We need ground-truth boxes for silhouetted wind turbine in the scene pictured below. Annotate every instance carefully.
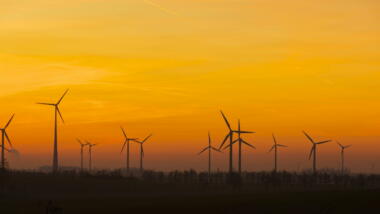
[233,120,255,174]
[37,89,69,173]
[337,141,351,174]
[120,126,138,172]
[236,120,254,174]
[0,114,14,170]
[222,120,255,174]
[135,134,152,172]
[303,131,331,174]
[269,134,288,172]
[219,111,252,173]
[219,111,234,173]
[198,132,221,180]
[86,141,97,172]
[77,139,88,172]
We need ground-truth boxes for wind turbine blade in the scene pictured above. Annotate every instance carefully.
[0,145,11,152]
[36,102,55,106]
[142,134,152,143]
[4,114,15,129]
[141,145,144,157]
[77,138,84,145]
[120,141,127,154]
[308,147,315,160]
[219,133,230,149]
[277,144,288,148]
[302,131,315,144]
[4,131,12,147]
[211,146,221,152]
[235,130,255,134]
[197,147,209,155]
[336,141,344,148]
[344,145,352,149]
[316,140,331,145]
[208,132,212,146]
[228,139,239,147]
[220,111,231,130]
[241,139,256,149]
[57,89,69,105]
[222,144,231,150]
[120,126,127,139]
[56,107,65,123]
[268,145,275,153]
[272,134,277,145]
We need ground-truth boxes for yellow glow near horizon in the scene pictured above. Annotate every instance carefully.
[0,0,379,172]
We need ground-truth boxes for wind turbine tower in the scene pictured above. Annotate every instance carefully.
[0,114,15,170]
[86,141,97,172]
[269,134,288,172]
[136,134,152,172]
[120,126,138,172]
[77,139,88,172]
[235,120,254,174]
[198,132,221,180]
[303,131,331,174]
[337,141,352,174]
[219,111,235,174]
[37,89,69,173]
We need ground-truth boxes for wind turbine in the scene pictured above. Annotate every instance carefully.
[198,132,221,180]
[337,141,351,174]
[77,139,88,172]
[269,134,288,172]
[0,114,15,170]
[222,120,255,174]
[37,89,69,173]
[135,134,152,172]
[219,111,252,173]
[86,141,97,172]
[120,126,138,172]
[303,131,331,174]
[236,120,254,174]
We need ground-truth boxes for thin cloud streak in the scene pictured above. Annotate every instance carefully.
[143,0,178,16]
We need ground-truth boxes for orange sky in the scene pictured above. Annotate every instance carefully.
[1,0,379,172]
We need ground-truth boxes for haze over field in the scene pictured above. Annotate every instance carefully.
[0,0,379,172]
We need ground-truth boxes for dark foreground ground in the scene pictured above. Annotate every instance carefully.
[1,171,379,214]
[1,189,379,214]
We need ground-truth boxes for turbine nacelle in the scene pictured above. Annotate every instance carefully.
[0,114,15,148]
[198,132,222,155]
[337,141,352,150]
[219,112,254,150]
[269,134,288,153]
[37,89,69,123]
[135,134,152,157]
[120,126,139,153]
[77,138,89,148]
[303,131,331,160]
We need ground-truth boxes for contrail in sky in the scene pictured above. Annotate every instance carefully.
[143,0,178,16]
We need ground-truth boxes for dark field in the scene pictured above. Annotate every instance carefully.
[1,170,379,214]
